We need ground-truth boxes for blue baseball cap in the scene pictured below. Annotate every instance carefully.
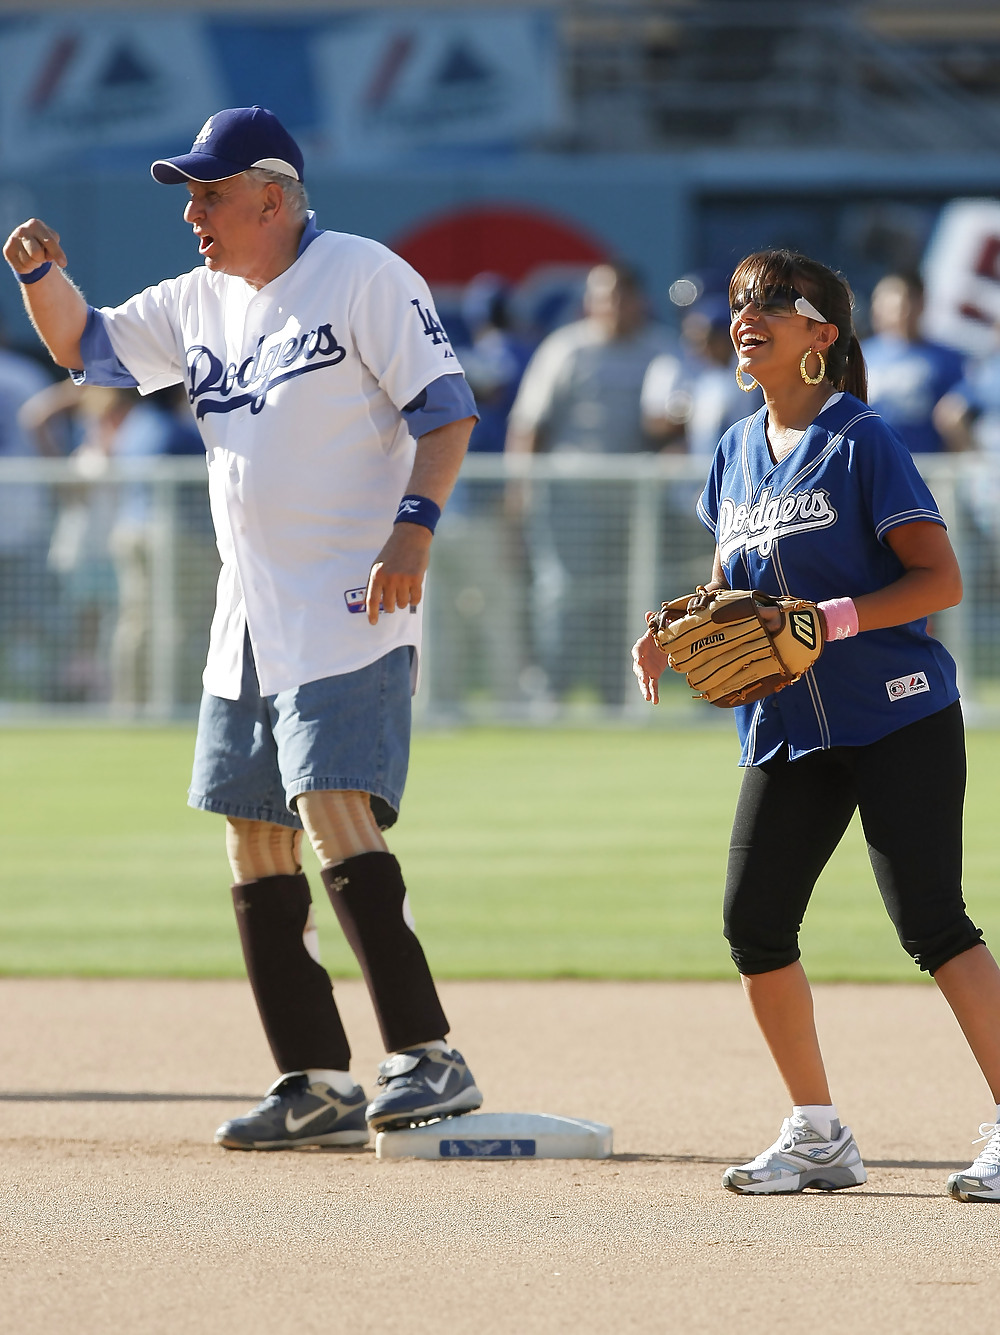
[150,106,304,185]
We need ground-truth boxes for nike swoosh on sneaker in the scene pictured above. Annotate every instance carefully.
[424,1070,452,1096]
[285,1098,339,1134]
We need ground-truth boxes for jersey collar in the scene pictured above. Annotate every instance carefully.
[296,211,324,258]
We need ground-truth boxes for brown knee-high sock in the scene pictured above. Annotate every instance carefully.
[232,873,351,1072]
[321,852,448,1053]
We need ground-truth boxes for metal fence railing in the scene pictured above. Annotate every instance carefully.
[1,452,998,724]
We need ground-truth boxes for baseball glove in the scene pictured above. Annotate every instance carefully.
[649,588,824,708]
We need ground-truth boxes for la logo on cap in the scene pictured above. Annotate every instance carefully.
[193,118,215,147]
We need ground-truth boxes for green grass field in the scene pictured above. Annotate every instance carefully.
[1,725,997,981]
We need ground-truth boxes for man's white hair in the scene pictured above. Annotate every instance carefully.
[245,167,309,221]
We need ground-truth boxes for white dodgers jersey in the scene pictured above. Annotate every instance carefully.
[97,229,463,698]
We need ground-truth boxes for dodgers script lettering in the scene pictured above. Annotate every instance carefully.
[186,323,347,419]
[718,487,838,561]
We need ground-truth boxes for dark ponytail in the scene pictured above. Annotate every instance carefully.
[841,333,868,403]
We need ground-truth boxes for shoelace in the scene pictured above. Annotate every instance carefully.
[972,1122,1000,1165]
[778,1115,820,1152]
[744,1117,816,1167]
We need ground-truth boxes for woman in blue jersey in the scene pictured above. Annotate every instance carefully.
[632,249,1000,1202]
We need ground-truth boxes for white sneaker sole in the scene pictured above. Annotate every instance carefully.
[367,1085,483,1131]
[947,1172,1000,1202]
[216,1127,370,1151]
[723,1163,867,1194]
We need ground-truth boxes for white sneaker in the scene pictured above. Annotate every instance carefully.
[723,1114,868,1194]
[947,1122,1000,1201]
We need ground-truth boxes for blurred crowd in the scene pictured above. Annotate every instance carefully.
[439,262,1000,709]
[0,317,211,707]
[3,261,1000,711]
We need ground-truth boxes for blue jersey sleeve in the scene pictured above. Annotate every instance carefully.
[696,436,729,534]
[69,307,140,389]
[859,416,947,544]
[402,372,478,438]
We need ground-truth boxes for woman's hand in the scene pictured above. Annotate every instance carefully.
[632,621,670,704]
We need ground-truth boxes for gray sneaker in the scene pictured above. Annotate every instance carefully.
[365,1046,483,1131]
[723,1114,868,1194]
[215,1072,370,1150]
[947,1122,1000,1201]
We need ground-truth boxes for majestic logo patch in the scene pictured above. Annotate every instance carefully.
[345,588,408,617]
[886,672,930,701]
[718,487,838,561]
[789,611,818,650]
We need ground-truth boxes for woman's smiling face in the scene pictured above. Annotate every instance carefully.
[729,283,835,386]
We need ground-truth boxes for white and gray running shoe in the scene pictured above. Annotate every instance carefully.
[723,1114,868,1194]
[947,1122,1000,1201]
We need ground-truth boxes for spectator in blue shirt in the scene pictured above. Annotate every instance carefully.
[934,340,1000,458]
[459,274,533,456]
[863,272,965,454]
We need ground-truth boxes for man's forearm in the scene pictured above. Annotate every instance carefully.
[20,268,88,369]
[364,414,475,624]
[405,415,476,509]
[4,218,87,368]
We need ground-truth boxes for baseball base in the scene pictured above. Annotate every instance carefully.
[375,1112,613,1160]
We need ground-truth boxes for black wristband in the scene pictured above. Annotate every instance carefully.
[393,494,441,534]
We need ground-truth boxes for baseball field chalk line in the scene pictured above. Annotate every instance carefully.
[375,1112,613,1160]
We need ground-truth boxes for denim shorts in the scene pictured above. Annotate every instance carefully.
[188,634,412,831]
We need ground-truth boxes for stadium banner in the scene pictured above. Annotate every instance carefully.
[313,10,565,163]
[922,199,1000,357]
[0,15,222,168]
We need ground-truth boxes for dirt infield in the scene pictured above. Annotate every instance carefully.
[1,978,999,1334]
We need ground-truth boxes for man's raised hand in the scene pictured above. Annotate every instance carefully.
[3,219,68,275]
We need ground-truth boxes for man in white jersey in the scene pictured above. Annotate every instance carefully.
[3,106,482,1149]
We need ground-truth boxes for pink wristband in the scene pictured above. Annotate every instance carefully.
[817,597,859,641]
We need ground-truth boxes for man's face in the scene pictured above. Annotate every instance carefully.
[870,277,922,340]
[584,266,644,338]
[182,174,269,277]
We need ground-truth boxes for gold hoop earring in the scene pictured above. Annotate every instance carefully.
[736,366,757,393]
[800,349,826,385]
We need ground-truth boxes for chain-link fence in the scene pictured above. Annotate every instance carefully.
[0,456,216,717]
[0,452,996,723]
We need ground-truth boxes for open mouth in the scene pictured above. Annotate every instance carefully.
[197,233,215,255]
[739,331,768,351]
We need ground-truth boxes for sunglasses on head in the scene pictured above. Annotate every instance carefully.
[730,285,828,324]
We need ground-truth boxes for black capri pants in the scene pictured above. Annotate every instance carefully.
[724,702,983,976]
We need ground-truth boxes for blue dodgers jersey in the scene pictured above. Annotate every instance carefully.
[696,393,960,765]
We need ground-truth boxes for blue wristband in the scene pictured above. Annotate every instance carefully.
[394,493,441,534]
[16,261,52,285]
